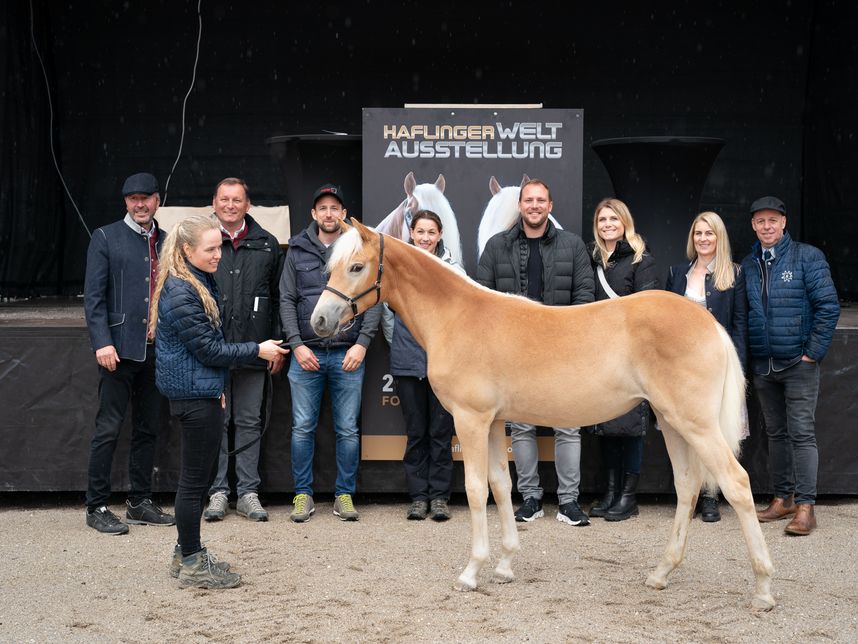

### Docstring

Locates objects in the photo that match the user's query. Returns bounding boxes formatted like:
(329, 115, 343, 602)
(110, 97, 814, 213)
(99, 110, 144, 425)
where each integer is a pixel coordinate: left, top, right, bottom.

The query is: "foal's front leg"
(453, 413, 492, 591)
(487, 419, 519, 583)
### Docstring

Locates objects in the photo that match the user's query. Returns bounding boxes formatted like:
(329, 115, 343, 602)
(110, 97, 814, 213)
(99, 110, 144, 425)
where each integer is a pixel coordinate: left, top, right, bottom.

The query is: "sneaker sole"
(126, 518, 176, 526)
(89, 525, 130, 535)
(237, 512, 269, 522)
(334, 512, 359, 521)
(178, 577, 241, 590)
(203, 512, 226, 521)
(290, 508, 315, 523)
(515, 509, 544, 523)
(556, 512, 590, 526)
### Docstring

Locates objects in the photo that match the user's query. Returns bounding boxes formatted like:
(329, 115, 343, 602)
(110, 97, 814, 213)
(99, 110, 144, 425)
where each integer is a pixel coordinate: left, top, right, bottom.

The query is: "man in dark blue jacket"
(742, 196, 839, 536)
(83, 172, 175, 534)
(279, 184, 382, 523)
(203, 178, 285, 524)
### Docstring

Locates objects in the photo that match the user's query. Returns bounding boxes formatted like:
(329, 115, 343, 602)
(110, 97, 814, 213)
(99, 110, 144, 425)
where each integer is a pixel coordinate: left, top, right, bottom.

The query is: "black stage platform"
(1, 299, 855, 495)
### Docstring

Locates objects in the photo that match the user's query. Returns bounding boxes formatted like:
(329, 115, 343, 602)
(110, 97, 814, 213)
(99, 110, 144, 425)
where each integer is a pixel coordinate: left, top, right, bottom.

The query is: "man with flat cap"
(742, 196, 839, 536)
(83, 172, 175, 534)
(279, 184, 381, 523)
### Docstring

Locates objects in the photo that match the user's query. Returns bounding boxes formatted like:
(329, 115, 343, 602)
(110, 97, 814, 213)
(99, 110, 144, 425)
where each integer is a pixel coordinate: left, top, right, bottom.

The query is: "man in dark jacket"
(279, 184, 382, 523)
(83, 172, 175, 534)
(203, 178, 284, 523)
(742, 196, 839, 536)
(476, 179, 595, 527)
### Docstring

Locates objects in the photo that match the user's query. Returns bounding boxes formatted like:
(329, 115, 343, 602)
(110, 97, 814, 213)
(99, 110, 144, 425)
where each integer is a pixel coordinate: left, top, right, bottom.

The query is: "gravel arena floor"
(1, 494, 856, 643)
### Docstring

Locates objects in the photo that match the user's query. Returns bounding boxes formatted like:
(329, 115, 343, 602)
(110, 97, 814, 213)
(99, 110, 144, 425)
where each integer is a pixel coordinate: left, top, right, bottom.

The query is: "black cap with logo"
(312, 183, 345, 208)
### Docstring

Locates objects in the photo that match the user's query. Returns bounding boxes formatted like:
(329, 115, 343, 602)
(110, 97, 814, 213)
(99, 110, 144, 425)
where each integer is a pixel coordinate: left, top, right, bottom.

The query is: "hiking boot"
(169, 544, 231, 579)
(178, 548, 241, 589)
(203, 492, 229, 521)
(333, 494, 360, 521)
(557, 500, 590, 526)
(407, 500, 429, 520)
(126, 499, 175, 526)
(514, 497, 544, 523)
(430, 498, 451, 521)
(236, 492, 268, 522)
(86, 506, 129, 535)
(696, 493, 721, 523)
(290, 494, 315, 523)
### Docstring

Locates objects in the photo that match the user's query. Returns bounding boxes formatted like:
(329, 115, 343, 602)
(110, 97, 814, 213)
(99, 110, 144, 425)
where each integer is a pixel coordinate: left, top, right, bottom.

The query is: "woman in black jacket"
(382, 210, 464, 521)
(665, 211, 748, 523)
(150, 214, 286, 588)
(588, 198, 659, 521)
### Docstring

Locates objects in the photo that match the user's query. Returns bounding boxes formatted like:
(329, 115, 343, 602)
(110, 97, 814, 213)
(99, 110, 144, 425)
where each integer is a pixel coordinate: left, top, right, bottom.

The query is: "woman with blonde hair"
(150, 214, 287, 588)
(666, 211, 748, 522)
(588, 198, 659, 521)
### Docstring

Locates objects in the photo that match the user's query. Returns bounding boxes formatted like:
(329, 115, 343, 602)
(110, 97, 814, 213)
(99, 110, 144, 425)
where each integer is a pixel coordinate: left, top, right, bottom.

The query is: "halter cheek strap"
(324, 231, 385, 317)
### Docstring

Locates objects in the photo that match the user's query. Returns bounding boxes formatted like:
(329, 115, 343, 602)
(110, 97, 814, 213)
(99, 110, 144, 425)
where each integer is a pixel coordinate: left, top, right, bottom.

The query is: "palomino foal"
(311, 220, 775, 611)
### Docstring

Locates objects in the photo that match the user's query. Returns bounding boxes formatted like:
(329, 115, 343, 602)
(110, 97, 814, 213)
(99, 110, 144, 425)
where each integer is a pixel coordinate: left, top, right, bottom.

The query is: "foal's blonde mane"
(326, 226, 363, 272)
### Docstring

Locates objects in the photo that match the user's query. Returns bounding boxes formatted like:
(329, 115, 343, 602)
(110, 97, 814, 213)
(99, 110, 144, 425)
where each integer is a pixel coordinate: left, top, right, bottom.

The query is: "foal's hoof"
(751, 594, 776, 612)
(645, 574, 668, 590)
(454, 577, 477, 592)
(492, 569, 515, 584)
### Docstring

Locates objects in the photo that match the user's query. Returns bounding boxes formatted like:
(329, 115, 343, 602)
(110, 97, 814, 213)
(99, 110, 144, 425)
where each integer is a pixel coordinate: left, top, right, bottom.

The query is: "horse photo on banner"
(360, 106, 584, 461)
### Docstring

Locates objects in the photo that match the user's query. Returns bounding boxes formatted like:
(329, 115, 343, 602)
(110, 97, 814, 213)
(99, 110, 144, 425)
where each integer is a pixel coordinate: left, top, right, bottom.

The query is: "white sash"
(596, 264, 620, 299)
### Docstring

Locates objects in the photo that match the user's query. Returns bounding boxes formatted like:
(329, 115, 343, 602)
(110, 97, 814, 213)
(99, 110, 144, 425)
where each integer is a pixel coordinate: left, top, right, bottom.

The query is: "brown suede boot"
(756, 495, 797, 522)
(784, 504, 817, 536)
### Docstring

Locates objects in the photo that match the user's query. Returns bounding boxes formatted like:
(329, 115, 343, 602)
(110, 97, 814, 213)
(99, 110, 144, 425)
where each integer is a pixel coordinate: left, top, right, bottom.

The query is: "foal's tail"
(703, 323, 747, 491)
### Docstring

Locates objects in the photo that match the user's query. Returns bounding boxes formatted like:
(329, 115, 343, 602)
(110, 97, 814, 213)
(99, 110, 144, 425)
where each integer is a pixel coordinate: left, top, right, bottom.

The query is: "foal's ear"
(339, 219, 353, 233)
(351, 217, 375, 242)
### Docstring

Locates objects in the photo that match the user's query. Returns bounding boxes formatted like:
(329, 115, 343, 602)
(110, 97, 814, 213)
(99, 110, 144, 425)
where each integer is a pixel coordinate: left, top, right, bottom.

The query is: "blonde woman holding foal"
(151, 214, 287, 588)
(666, 211, 748, 523)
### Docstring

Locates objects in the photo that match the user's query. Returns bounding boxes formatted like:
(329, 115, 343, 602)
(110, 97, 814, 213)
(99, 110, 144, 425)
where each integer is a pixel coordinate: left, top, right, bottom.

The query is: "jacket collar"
(752, 231, 792, 259)
(509, 217, 556, 242)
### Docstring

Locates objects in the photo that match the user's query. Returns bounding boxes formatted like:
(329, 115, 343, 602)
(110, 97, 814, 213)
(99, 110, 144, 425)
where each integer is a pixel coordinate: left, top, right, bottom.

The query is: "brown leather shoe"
(785, 504, 817, 536)
(756, 495, 797, 522)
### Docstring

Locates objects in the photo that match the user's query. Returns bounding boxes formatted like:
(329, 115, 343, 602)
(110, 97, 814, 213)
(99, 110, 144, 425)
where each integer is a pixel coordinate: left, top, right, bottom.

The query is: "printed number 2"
(381, 374, 394, 393)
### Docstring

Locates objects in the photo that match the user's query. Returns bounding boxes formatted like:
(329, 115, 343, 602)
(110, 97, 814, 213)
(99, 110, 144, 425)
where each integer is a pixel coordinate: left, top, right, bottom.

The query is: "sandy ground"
(1, 495, 856, 643)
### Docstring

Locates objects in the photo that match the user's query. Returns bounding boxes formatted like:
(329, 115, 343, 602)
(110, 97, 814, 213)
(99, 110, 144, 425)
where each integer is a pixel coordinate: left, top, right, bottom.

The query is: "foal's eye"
(349, 263, 364, 273)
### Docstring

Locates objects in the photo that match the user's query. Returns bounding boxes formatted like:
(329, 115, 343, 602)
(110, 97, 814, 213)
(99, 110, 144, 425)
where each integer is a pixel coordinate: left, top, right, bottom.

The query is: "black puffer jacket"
(588, 239, 660, 437)
(476, 219, 594, 305)
(214, 215, 283, 370)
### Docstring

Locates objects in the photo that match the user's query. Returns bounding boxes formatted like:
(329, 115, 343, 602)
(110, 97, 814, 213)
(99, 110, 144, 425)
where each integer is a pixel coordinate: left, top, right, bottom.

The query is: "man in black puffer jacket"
(203, 178, 285, 524)
(477, 179, 594, 527)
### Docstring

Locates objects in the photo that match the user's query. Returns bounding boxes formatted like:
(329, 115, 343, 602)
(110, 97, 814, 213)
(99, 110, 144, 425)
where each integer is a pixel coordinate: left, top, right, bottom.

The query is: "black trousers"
(85, 351, 162, 510)
(171, 398, 224, 557)
(396, 376, 454, 501)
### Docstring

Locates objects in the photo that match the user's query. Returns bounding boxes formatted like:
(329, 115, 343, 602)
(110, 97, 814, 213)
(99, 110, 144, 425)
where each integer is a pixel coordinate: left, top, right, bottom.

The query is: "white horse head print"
(477, 174, 563, 259)
(375, 171, 463, 267)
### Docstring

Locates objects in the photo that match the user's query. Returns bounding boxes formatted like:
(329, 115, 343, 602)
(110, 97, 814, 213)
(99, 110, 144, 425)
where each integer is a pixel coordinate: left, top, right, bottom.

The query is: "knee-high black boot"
(589, 468, 621, 518)
(605, 472, 639, 521)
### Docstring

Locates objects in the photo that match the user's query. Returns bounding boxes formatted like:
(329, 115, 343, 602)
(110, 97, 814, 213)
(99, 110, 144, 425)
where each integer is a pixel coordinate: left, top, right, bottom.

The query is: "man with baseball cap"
(83, 172, 174, 534)
(742, 195, 839, 536)
(279, 183, 381, 523)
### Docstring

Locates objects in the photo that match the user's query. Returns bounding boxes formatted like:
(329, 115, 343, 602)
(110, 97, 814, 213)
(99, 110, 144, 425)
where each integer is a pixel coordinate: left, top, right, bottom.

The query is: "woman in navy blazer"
(666, 211, 748, 522)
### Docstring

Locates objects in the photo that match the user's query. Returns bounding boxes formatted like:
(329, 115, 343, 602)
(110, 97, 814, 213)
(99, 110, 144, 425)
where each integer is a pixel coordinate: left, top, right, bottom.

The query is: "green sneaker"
(178, 548, 240, 589)
(333, 494, 360, 521)
(290, 494, 315, 523)
(169, 544, 230, 579)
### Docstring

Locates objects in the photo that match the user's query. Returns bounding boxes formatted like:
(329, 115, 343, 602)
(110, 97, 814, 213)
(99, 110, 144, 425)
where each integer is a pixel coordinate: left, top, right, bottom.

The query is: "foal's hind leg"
(487, 419, 519, 583)
(707, 448, 776, 610)
(452, 411, 493, 591)
(645, 422, 704, 591)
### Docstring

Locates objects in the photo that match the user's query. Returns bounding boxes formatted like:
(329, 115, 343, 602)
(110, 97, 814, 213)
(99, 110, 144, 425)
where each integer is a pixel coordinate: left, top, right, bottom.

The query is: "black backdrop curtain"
(1, 1, 66, 297)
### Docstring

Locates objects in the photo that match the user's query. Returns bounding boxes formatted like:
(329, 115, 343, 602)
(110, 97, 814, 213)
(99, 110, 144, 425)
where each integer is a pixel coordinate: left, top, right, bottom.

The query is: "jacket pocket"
(108, 312, 126, 327)
(249, 296, 271, 341)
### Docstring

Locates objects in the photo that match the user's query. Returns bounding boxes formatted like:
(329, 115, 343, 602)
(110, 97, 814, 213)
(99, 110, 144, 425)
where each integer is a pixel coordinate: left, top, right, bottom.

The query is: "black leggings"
(170, 398, 224, 557)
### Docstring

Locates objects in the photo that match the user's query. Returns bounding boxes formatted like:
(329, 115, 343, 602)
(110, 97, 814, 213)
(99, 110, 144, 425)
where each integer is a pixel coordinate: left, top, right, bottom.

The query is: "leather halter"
(324, 231, 385, 317)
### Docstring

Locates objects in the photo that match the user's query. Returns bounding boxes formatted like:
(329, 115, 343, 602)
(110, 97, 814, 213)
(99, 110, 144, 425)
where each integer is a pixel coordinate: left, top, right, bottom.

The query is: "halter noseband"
(324, 231, 385, 318)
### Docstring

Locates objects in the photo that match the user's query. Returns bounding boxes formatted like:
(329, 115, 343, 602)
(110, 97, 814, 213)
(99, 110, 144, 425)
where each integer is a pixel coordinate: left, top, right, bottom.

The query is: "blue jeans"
(753, 360, 820, 504)
(288, 347, 364, 496)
